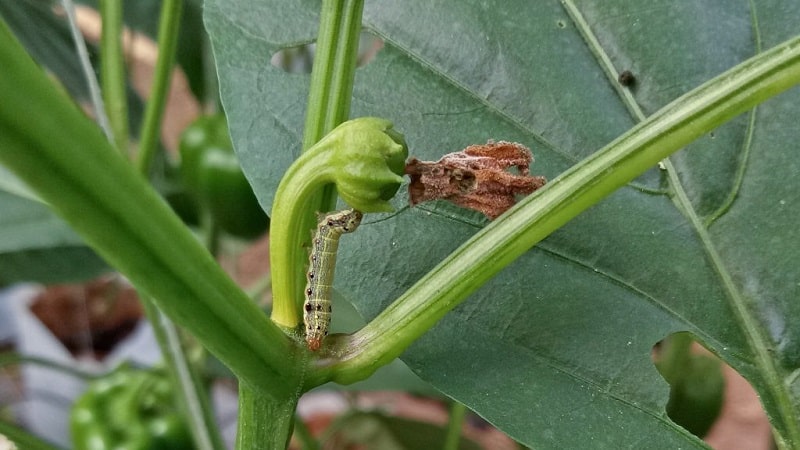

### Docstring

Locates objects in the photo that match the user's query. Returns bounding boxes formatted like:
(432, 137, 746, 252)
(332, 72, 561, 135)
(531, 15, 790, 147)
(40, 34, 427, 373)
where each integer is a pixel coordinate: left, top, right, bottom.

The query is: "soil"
(29, 276, 143, 359)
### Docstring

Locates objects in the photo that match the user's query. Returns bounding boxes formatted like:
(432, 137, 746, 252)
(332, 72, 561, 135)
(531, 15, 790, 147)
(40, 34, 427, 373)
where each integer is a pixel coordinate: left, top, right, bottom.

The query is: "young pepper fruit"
(70, 366, 193, 450)
(179, 114, 269, 239)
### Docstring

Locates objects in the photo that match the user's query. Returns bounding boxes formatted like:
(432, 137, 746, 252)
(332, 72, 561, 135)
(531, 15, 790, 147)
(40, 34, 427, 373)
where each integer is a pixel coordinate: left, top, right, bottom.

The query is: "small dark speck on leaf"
(618, 70, 636, 87)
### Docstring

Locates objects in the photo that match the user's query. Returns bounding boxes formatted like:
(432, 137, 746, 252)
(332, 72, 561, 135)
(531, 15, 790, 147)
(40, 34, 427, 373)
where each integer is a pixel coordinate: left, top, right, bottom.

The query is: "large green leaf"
(0, 189, 107, 286)
(205, 0, 800, 447)
(0, 0, 95, 101)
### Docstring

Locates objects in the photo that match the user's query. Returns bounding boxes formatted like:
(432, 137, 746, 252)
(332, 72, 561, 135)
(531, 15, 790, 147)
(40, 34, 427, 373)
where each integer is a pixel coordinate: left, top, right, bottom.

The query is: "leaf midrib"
(563, 0, 799, 442)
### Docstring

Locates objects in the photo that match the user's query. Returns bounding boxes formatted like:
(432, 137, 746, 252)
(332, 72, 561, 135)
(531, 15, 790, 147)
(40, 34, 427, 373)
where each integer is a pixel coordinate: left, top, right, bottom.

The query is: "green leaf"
(0, 190, 107, 286)
(0, 0, 95, 101)
(206, 0, 800, 447)
(0, 1, 149, 137)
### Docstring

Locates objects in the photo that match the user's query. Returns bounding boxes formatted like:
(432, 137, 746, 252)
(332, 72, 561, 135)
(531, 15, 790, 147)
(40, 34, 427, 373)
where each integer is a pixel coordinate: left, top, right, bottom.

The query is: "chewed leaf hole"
(270, 32, 384, 74)
(651, 332, 769, 443)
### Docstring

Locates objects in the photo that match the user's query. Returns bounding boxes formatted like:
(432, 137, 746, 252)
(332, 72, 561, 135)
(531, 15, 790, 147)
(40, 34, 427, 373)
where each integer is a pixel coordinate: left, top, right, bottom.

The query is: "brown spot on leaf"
(405, 141, 546, 219)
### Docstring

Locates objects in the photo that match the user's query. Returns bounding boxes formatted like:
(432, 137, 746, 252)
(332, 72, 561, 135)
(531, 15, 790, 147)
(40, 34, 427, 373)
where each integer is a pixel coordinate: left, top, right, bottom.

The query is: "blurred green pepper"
(179, 114, 269, 239)
(70, 366, 193, 450)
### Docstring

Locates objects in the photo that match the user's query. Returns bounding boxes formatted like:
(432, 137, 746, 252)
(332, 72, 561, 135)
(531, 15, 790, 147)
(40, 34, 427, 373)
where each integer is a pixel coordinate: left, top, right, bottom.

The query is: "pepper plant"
(2, 1, 800, 449)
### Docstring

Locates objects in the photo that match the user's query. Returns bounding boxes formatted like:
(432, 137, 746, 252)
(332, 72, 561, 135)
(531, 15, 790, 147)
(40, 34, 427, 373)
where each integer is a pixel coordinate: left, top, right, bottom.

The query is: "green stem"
(235, 382, 300, 450)
(127, 4, 224, 448)
(443, 402, 467, 450)
(99, 0, 128, 155)
(0, 19, 295, 390)
(0, 420, 63, 450)
(136, 0, 182, 174)
(292, 417, 320, 450)
(269, 148, 336, 328)
(309, 34, 800, 386)
(0, 353, 101, 381)
(61, 0, 112, 141)
(270, 118, 406, 328)
(269, 0, 367, 327)
(301, 0, 364, 149)
(141, 298, 226, 450)
(245, 2, 367, 446)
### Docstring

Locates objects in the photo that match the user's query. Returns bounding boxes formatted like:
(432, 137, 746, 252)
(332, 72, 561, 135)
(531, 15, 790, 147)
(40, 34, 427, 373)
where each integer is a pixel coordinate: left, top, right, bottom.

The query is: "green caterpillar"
(304, 208, 363, 351)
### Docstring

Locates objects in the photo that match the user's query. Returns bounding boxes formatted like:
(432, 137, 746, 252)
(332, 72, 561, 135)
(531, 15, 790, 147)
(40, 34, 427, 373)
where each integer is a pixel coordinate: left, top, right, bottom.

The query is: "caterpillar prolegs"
(304, 208, 363, 351)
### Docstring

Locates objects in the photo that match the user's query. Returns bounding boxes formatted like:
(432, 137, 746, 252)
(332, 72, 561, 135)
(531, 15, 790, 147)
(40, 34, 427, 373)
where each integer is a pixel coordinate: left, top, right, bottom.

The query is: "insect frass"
(304, 209, 363, 351)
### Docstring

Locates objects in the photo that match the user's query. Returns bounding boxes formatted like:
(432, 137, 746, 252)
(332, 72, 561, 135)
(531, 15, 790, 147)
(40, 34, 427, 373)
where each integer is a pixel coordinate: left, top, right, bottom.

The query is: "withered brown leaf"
(405, 141, 546, 220)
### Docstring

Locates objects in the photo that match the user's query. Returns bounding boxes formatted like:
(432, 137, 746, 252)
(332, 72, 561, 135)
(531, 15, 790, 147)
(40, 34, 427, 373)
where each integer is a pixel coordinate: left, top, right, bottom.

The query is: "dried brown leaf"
(405, 141, 546, 219)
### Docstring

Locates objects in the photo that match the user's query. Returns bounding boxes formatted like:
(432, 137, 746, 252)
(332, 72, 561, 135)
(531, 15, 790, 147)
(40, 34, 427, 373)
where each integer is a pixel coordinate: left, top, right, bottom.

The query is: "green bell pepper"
(70, 367, 193, 450)
(179, 114, 269, 239)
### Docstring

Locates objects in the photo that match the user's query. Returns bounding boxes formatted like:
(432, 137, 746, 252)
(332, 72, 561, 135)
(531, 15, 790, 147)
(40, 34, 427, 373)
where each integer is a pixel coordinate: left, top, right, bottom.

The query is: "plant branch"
(99, 0, 128, 154)
(61, 0, 112, 141)
(0, 19, 296, 391)
(141, 297, 225, 450)
(309, 33, 800, 386)
(270, 0, 366, 329)
(235, 382, 300, 450)
(136, 0, 182, 174)
(443, 402, 467, 450)
(270, 118, 406, 328)
(0, 353, 102, 381)
(301, 0, 364, 149)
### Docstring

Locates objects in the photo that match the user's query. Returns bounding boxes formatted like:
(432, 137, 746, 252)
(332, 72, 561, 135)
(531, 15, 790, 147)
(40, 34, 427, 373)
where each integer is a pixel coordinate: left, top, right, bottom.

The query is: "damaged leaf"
(405, 141, 546, 219)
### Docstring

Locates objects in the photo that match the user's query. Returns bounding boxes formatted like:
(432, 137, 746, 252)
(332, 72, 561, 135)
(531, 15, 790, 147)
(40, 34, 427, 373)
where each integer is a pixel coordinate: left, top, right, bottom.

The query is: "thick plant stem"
(258, 3, 367, 445)
(123, 4, 224, 448)
(236, 382, 300, 450)
(0, 19, 296, 391)
(136, 0, 182, 174)
(308, 34, 800, 392)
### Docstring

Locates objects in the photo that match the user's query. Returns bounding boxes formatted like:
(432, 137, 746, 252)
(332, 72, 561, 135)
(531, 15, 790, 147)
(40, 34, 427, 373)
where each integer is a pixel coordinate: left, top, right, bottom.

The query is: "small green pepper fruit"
(179, 114, 269, 239)
(70, 366, 193, 450)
